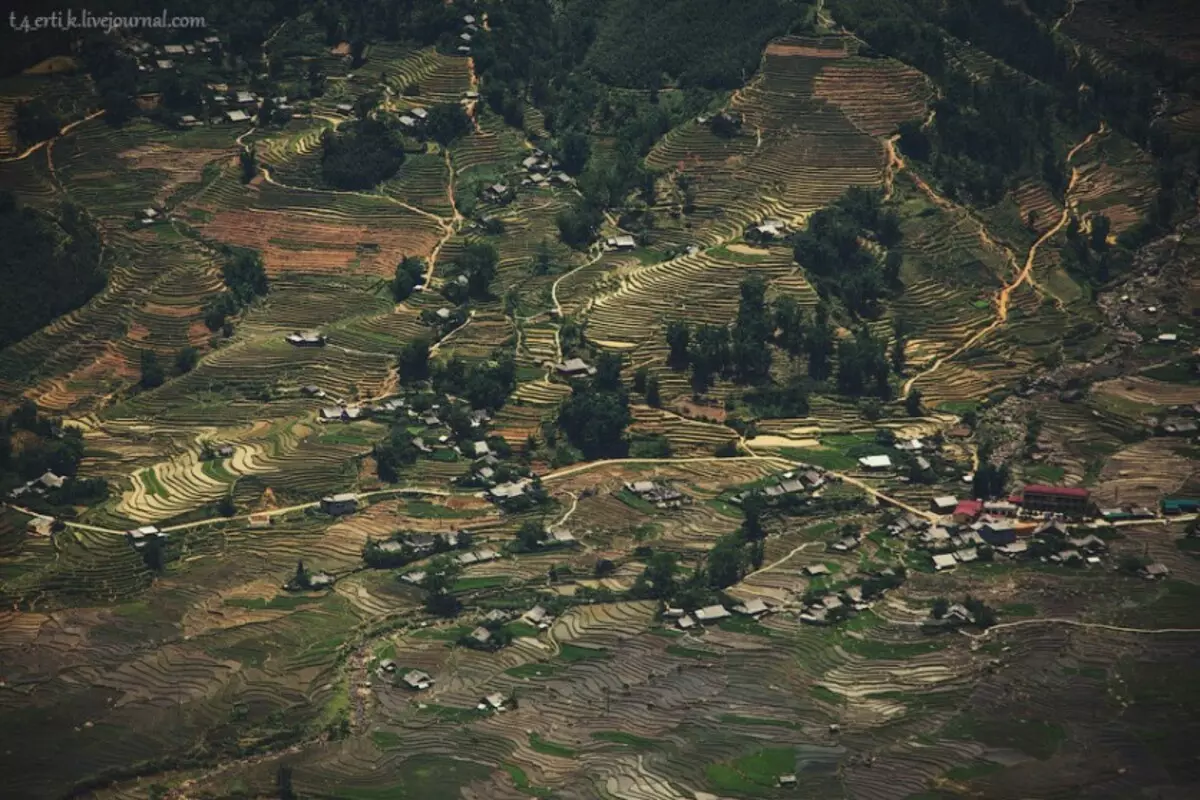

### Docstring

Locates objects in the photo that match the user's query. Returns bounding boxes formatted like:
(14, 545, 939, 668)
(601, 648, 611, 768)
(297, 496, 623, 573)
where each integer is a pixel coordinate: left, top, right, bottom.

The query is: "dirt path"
(0, 108, 104, 164)
(901, 123, 1106, 396)
(966, 617, 1200, 640)
(744, 540, 825, 580)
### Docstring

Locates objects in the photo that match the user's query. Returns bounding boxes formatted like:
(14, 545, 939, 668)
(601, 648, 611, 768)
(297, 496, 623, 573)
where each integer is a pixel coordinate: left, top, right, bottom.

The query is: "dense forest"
(0, 192, 104, 350)
(583, 0, 811, 90)
(832, 0, 1200, 217)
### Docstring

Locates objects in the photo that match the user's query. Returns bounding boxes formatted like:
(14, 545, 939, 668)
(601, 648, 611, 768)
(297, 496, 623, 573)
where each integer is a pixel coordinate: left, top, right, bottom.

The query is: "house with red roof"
(953, 499, 983, 524)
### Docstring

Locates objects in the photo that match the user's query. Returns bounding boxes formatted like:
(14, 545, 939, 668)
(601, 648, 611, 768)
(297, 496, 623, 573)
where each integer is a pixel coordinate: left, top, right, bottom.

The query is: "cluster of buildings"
(516, 149, 575, 190)
(456, 13, 479, 56)
(1154, 403, 1200, 437)
(800, 567, 900, 625)
(378, 660, 435, 692)
(399, 547, 501, 585)
(666, 599, 771, 630)
(624, 480, 691, 510)
(7, 470, 66, 500)
(125, 36, 221, 74)
(731, 467, 828, 505)
(373, 530, 470, 557)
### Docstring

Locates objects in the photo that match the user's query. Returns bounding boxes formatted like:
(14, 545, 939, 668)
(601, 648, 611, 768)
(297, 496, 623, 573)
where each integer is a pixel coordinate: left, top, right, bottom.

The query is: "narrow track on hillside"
(901, 123, 1106, 396)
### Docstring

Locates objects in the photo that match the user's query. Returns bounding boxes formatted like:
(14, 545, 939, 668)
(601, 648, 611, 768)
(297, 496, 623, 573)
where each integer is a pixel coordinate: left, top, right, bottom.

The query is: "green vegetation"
(505, 663, 565, 679)
(528, 733, 577, 758)
(557, 644, 610, 662)
(810, 685, 846, 705)
(224, 594, 319, 611)
(501, 763, 555, 797)
(944, 760, 1005, 781)
(707, 746, 797, 794)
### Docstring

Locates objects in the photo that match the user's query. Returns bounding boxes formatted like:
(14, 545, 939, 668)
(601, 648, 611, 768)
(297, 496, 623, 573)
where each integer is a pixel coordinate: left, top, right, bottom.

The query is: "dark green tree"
(645, 375, 662, 408)
(239, 145, 257, 183)
(392, 256, 426, 301)
(666, 320, 691, 368)
(398, 337, 432, 383)
(140, 350, 164, 389)
(175, 346, 198, 374)
(425, 103, 472, 145)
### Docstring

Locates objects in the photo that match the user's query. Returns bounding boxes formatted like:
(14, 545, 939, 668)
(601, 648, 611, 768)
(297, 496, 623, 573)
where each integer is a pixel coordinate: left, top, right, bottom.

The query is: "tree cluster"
(791, 188, 902, 317)
(443, 242, 498, 302)
(204, 249, 269, 332)
(320, 118, 404, 190)
(432, 354, 518, 412)
(423, 103, 472, 146)
(557, 353, 632, 459)
(392, 256, 426, 301)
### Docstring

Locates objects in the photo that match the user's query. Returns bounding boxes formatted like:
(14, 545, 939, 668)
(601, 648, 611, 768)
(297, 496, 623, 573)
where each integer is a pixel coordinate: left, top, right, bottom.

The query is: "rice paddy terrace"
(1, 8, 1199, 800)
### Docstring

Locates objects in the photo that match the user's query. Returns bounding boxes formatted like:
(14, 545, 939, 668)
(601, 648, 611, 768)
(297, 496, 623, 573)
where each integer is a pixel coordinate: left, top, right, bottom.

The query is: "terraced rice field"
(3, 20, 1199, 800)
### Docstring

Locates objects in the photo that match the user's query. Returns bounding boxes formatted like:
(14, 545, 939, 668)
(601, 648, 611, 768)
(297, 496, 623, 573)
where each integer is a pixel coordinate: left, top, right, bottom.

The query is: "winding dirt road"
(902, 123, 1106, 396)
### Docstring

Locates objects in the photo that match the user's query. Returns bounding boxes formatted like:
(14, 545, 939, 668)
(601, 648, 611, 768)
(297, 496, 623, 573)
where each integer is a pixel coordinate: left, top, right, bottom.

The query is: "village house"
(932, 553, 958, 571)
(225, 109, 249, 122)
(285, 331, 326, 347)
(555, 357, 597, 377)
(1142, 563, 1170, 580)
(803, 564, 830, 577)
(319, 493, 358, 516)
(547, 529, 577, 545)
(127, 525, 164, 549)
(400, 570, 425, 585)
(605, 234, 637, 251)
(858, 454, 892, 470)
(485, 183, 510, 202)
(402, 669, 433, 690)
(953, 499, 983, 524)
(693, 604, 731, 623)
(37, 471, 66, 490)
(931, 495, 958, 514)
(733, 598, 769, 617)
(309, 572, 335, 588)
(469, 626, 493, 646)
(481, 692, 506, 711)
(488, 479, 530, 502)
(751, 218, 787, 240)
(976, 519, 1017, 546)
